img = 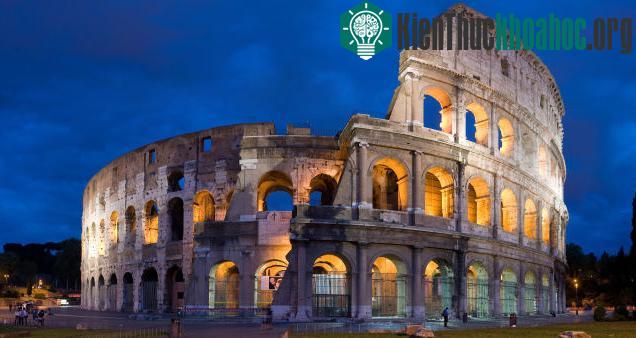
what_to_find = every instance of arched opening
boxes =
[524,271,537,315]
[254,260,288,309]
[125,206,136,245]
[309,174,337,206]
[524,199,537,239]
[541,208,550,244]
[89,277,95,309]
[424,167,454,218]
[467,263,489,318]
[257,171,294,212]
[497,118,514,157]
[98,220,106,256]
[465,102,489,146]
[372,256,407,317]
[144,201,159,245]
[108,274,117,311]
[98,275,105,310]
[423,87,452,134]
[193,191,215,223]
[424,259,455,319]
[538,146,548,177]
[500,189,518,233]
[122,272,134,312]
[372,158,408,211]
[168,170,185,192]
[141,268,158,312]
[312,254,351,317]
[541,274,550,314]
[168,197,184,241]
[500,268,518,315]
[209,261,239,311]
[166,266,185,312]
[109,212,119,247]
[467,177,490,226]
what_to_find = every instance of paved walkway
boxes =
[0,307,593,337]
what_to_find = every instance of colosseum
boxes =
[81,5,568,322]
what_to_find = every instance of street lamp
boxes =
[574,279,579,315]
[3,274,9,285]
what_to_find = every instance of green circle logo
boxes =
[340,2,392,60]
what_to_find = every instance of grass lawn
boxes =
[292,321,636,338]
[0,327,167,337]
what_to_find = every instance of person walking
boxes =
[442,307,449,328]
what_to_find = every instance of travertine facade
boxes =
[81,5,568,321]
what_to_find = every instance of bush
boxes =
[594,305,606,321]
[33,293,46,300]
[613,305,629,321]
[1,289,20,298]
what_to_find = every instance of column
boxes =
[357,142,371,209]
[133,269,141,312]
[456,250,467,318]
[493,174,501,240]
[517,265,525,316]
[355,242,371,319]
[295,240,310,320]
[454,97,466,143]
[536,200,544,251]
[455,161,465,232]
[410,151,423,225]
[491,108,500,155]
[412,247,425,320]
[492,256,500,315]
[517,190,525,246]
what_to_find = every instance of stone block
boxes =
[558,331,591,338]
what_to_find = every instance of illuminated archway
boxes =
[467,177,490,225]
[465,102,489,146]
[193,190,215,223]
[144,201,159,244]
[524,271,537,315]
[257,171,294,211]
[372,158,408,211]
[500,189,518,233]
[541,208,550,244]
[424,167,454,218]
[524,199,537,239]
[209,261,239,310]
[500,268,518,315]
[372,256,407,317]
[424,259,455,319]
[541,274,550,313]
[467,262,489,317]
[309,174,338,206]
[312,254,351,317]
[254,260,288,309]
[109,211,119,246]
[423,87,453,134]
[497,118,514,157]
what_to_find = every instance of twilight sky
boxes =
[0,0,634,255]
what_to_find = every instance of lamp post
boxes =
[574,279,579,316]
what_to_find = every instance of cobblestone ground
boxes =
[0,306,592,337]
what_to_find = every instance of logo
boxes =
[340,2,392,60]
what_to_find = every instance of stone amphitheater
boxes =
[81,5,568,322]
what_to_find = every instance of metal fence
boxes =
[371,273,407,317]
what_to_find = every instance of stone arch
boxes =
[312,254,351,317]
[209,261,239,310]
[500,268,518,315]
[497,118,515,157]
[466,176,490,226]
[524,199,537,239]
[541,208,550,244]
[465,102,490,146]
[254,259,288,309]
[109,211,119,247]
[500,188,518,233]
[257,171,294,212]
[89,277,95,309]
[141,267,159,311]
[466,262,489,317]
[167,170,185,192]
[424,258,455,319]
[125,206,136,245]
[122,272,134,312]
[165,266,185,312]
[370,157,409,211]
[108,273,118,311]
[309,173,338,206]
[98,275,105,310]
[168,197,184,241]
[541,273,550,313]
[524,271,538,314]
[194,190,215,223]
[424,167,454,218]
[371,255,408,317]
[421,86,453,133]
[144,201,159,244]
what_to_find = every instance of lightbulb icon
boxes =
[342,3,389,60]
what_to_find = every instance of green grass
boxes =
[292,321,636,338]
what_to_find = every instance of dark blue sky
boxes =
[0,0,634,254]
